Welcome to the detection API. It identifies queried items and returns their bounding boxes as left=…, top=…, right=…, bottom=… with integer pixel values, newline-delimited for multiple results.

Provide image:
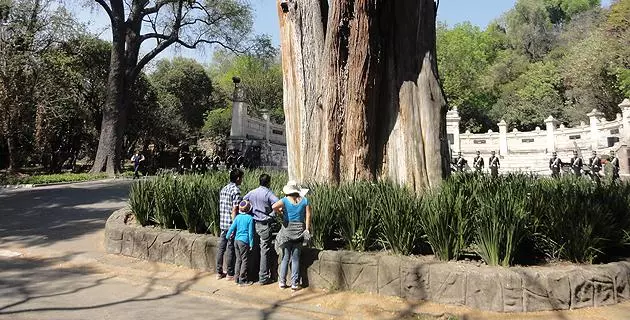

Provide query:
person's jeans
left=255, top=221, right=272, bottom=282
left=234, top=240, right=250, bottom=283
left=216, top=230, right=235, bottom=276
left=279, top=240, right=302, bottom=287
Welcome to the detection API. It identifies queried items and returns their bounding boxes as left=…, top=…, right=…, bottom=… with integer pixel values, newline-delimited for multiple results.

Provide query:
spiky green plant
left=129, top=180, right=154, bottom=226
left=336, top=182, right=379, bottom=252
left=474, top=182, right=529, bottom=266
left=307, top=183, right=341, bottom=250
left=152, top=175, right=181, bottom=229
left=420, top=182, right=472, bottom=261
left=375, top=182, right=423, bottom=255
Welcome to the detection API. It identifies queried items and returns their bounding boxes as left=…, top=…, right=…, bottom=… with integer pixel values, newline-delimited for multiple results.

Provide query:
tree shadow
left=0, top=252, right=205, bottom=316
left=0, top=180, right=131, bottom=249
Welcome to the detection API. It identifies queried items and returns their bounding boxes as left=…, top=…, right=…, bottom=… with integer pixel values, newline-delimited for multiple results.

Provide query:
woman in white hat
left=272, top=180, right=311, bottom=290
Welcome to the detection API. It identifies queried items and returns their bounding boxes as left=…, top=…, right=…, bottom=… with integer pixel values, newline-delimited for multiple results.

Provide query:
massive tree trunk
left=278, top=0, right=449, bottom=191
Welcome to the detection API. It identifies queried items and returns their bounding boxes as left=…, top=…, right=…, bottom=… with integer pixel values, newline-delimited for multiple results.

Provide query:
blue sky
left=73, top=0, right=614, bottom=63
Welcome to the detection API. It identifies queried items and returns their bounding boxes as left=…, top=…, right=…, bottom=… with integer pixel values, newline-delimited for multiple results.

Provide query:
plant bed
left=129, top=172, right=630, bottom=267
left=106, top=208, right=630, bottom=312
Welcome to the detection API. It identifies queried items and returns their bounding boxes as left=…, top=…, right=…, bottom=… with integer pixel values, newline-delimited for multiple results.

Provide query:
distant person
left=609, top=150, right=620, bottom=181
left=489, top=151, right=500, bottom=178
left=570, top=150, right=583, bottom=176
left=473, top=151, right=484, bottom=173
left=226, top=200, right=255, bottom=286
left=589, top=151, right=602, bottom=183
left=272, top=181, right=312, bottom=291
left=455, top=152, right=467, bottom=172
left=130, top=151, right=145, bottom=179
left=243, top=174, right=279, bottom=285
left=216, top=169, right=244, bottom=281
left=549, top=152, right=562, bottom=178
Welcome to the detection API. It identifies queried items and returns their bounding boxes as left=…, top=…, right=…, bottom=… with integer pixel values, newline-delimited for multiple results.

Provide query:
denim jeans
left=234, top=240, right=250, bottom=283
left=255, top=221, right=272, bottom=282
left=279, top=240, right=302, bottom=287
left=216, top=229, right=235, bottom=276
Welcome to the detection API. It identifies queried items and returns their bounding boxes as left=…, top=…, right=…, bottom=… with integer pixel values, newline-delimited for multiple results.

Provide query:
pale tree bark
left=278, top=0, right=449, bottom=192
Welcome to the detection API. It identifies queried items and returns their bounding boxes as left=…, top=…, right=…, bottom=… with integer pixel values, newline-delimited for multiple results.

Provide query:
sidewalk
left=3, top=246, right=630, bottom=320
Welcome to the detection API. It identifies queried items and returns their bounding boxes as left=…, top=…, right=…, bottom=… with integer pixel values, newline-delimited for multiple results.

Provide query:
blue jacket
left=226, top=213, right=254, bottom=248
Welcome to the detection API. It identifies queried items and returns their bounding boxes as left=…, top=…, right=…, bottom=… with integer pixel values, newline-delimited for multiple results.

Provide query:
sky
left=72, top=0, right=614, bottom=64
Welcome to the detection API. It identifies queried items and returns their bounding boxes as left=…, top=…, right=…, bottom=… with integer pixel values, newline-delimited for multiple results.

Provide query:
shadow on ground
left=0, top=181, right=131, bottom=249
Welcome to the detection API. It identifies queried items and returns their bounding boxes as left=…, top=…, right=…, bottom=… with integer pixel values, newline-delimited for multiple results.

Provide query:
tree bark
left=278, top=0, right=449, bottom=192
left=90, top=4, right=127, bottom=175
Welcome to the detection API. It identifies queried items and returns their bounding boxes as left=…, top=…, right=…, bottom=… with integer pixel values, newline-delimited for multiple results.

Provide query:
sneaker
left=278, top=282, right=288, bottom=289
left=216, top=273, right=226, bottom=280
left=226, top=275, right=234, bottom=281
left=258, top=279, right=273, bottom=286
left=238, top=281, right=254, bottom=287
left=291, top=285, right=300, bottom=291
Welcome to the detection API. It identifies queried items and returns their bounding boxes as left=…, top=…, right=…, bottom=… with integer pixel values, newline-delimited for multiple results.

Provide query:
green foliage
left=129, top=172, right=630, bottom=266
left=307, top=183, right=341, bottom=250
left=375, top=182, right=423, bottom=255
left=128, top=170, right=286, bottom=235
left=0, top=172, right=108, bottom=185
left=473, top=176, right=530, bottom=266
left=420, top=176, right=475, bottom=261
left=129, top=180, right=154, bottom=226
left=150, top=58, right=216, bottom=130
left=207, top=37, right=284, bottom=123
left=439, top=1, right=628, bottom=132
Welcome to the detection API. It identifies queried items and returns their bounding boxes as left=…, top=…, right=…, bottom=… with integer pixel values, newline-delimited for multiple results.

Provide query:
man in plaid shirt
left=216, top=169, right=244, bottom=280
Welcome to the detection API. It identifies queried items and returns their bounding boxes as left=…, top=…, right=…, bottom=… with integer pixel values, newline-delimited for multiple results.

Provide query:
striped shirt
left=219, top=182, right=241, bottom=230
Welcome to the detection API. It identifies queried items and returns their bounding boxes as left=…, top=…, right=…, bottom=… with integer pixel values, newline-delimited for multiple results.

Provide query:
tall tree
left=151, top=57, right=214, bottom=130
left=279, top=0, right=448, bottom=191
left=90, top=0, right=252, bottom=174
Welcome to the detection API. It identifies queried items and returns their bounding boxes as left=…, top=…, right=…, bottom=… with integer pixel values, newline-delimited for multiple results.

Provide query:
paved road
left=0, top=181, right=312, bottom=320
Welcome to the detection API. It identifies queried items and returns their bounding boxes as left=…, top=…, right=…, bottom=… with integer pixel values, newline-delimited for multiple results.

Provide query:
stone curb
left=105, top=208, right=630, bottom=313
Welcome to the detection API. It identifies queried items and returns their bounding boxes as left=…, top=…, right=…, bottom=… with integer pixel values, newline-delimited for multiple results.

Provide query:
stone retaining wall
left=105, top=208, right=630, bottom=312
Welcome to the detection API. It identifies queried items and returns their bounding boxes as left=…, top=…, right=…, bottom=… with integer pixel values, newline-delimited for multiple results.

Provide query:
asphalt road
left=0, top=180, right=312, bottom=320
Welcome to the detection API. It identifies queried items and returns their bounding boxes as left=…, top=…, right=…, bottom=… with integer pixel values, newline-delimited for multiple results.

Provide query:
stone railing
left=447, top=99, right=630, bottom=156
left=106, top=208, right=630, bottom=313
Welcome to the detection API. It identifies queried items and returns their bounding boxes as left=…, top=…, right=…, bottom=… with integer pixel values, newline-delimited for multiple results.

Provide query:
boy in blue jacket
left=226, top=200, right=255, bottom=286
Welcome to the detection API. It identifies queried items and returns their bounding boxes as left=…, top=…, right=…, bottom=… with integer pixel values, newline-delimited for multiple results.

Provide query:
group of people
left=548, top=150, right=620, bottom=181
left=452, top=150, right=502, bottom=177
left=178, top=151, right=222, bottom=174
left=216, top=169, right=312, bottom=290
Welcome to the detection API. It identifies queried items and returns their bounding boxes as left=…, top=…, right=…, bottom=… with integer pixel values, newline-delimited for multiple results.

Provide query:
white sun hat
left=282, top=180, right=309, bottom=197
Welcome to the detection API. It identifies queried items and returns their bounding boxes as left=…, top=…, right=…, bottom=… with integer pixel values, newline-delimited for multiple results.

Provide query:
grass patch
left=1, top=172, right=109, bottom=185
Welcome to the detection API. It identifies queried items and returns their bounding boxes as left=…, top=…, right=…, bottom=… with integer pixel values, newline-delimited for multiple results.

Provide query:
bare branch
left=94, top=0, right=114, bottom=23
left=142, top=0, right=170, bottom=17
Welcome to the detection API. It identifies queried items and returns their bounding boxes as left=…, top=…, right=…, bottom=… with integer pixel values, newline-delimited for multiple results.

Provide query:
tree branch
left=94, top=0, right=114, bottom=23
left=142, top=0, right=170, bottom=17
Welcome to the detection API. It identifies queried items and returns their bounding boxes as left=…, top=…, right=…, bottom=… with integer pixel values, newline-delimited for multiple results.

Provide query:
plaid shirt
left=219, top=182, right=241, bottom=230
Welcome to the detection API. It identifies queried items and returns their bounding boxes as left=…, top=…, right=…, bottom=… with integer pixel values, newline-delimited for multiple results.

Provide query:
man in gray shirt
left=243, top=173, right=279, bottom=285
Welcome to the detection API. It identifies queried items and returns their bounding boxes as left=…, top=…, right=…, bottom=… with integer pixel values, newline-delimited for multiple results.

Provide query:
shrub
left=420, top=181, right=471, bottom=261
left=127, top=171, right=630, bottom=266
left=307, top=183, right=341, bottom=250
left=375, top=182, right=423, bottom=255
left=474, top=178, right=529, bottom=267
left=336, top=182, right=380, bottom=252
left=152, top=175, right=182, bottom=229
left=129, top=180, right=154, bottom=226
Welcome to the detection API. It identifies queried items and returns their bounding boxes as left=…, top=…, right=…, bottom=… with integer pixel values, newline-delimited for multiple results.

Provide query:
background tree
left=90, top=0, right=253, bottom=175
left=151, top=57, right=214, bottom=130
left=208, top=37, right=284, bottom=123
left=279, top=0, right=449, bottom=191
